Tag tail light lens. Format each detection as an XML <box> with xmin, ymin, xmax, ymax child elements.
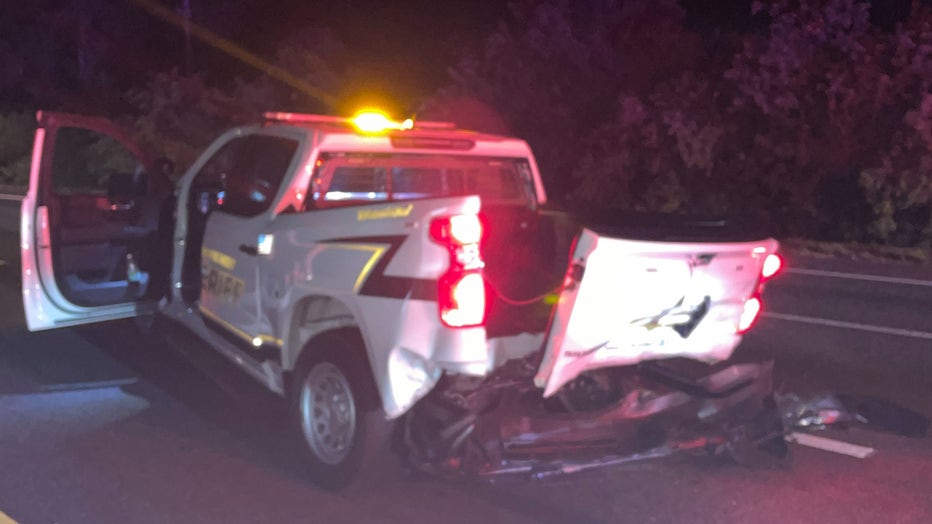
<box><xmin>431</xmin><ymin>214</ymin><xmax>486</xmax><ymax>328</ymax></box>
<box><xmin>761</xmin><ymin>253</ymin><xmax>783</xmax><ymax>280</ymax></box>
<box><xmin>439</xmin><ymin>272</ymin><xmax>486</xmax><ymax>327</ymax></box>
<box><xmin>430</xmin><ymin>214</ymin><xmax>483</xmax><ymax>246</ymax></box>
<box><xmin>737</xmin><ymin>295</ymin><xmax>762</xmax><ymax>334</ymax></box>
<box><xmin>740</xmin><ymin>248</ymin><xmax>781</xmax><ymax>335</ymax></box>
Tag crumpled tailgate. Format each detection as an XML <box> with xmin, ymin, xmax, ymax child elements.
<box><xmin>535</xmin><ymin>228</ymin><xmax>779</xmax><ymax>397</ymax></box>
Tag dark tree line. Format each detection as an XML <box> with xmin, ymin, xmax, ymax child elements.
<box><xmin>1</xmin><ymin>0</ymin><xmax>930</xmax><ymax>246</ymax></box>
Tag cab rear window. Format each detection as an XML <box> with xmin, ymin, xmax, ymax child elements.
<box><xmin>311</xmin><ymin>153</ymin><xmax>535</xmax><ymax>208</ymax></box>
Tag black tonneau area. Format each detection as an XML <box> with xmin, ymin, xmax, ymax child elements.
<box><xmin>579</xmin><ymin>209</ymin><xmax>773</xmax><ymax>243</ymax></box>
<box><xmin>482</xmin><ymin>206</ymin><xmax>573</xmax><ymax>338</ymax></box>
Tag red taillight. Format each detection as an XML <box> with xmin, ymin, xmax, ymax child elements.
<box><xmin>761</xmin><ymin>253</ymin><xmax>782</xmax><ymax>280</ymax></box>
<box><xmin>431</xmin><ymin>214</ymin><xmax>486</xmax><ymax>328</ymax></box>
<box><xmin>430</xmin><ymin>214</ymin><xmax>483</xmax><ymax>245</ymax></box>
<box><xmin>439</xmin><ymin>272</ymin><xmax>486</xmax><ymax>327</ymax></box>
<box><xmin>737</xmin><ymin>296</ymin><xmax>762</xmax><ymax>334</ymax></box>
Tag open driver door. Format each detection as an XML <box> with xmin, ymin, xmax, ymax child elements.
<box><xmin>21</xmin><ymin>111</ymin><xmax>172</xmax><ymax>331</ymax></box>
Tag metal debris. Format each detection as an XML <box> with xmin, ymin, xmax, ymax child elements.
<box><xmin>786</xmin><ymin>432</ymin><xmax>876</xmax><ymax>459</ymax></box>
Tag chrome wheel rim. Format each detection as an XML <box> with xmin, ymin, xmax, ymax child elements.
<box><xmin>299</xmin><ymin>362</ymin><xmax>356</xmax><ymax>465</ymax></box>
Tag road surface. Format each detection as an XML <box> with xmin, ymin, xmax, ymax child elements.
<box><xmin>0</xmin><ymin>198</ymin><xmax>930</xmax><ymax>523</ymax></box>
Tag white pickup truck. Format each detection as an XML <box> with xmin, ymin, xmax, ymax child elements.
<box><xmin>21</xmin><ymin>110</ymin><xmax>783</xmax><ymax>487</ymax></box>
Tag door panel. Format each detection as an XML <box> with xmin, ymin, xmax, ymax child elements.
<box><xmin>172</xmin><ymin>132</ymin><xmax>300</xmax><ymax>355</ymax></box>
<box><xmin>198</xmin><ymin>212</ymin><xmax>266</xmax><ymax>348</ymax></box>
<box><xmin>21</xmin><ymin>111</ymin><xmax>172</xmax><ymax>331</ymax></box>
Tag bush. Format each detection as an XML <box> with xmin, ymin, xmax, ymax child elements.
<box><xmin>0</xmin><ymin>111</ymin><xmax>35</xmax><ymax>186</ymax></box>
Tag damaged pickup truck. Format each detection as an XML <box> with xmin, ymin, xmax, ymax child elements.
<box><xmin>22</xmin><ymin>110</ymin><xmax>787</xmax><ymax>488</ymax></box>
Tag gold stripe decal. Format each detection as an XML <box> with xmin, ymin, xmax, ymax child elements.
<box><xmin>198</xmin><ymin>305</ymin><xmax>283</xmax><ymax>346</ymax></box>
<box><xmin>354</xmin><ymin>247</ymin><xmax>386</xmax><ymax>292</ymax></box>
<box><xmin>202</xmin><ymin>247</ymin><xmax>237</xmax><ymax>270</ymax></box>
<box><xmin>324</xmin><ymin>244</ymin><xmax>387</xmax><ymax>292</ymax></box>
<box><xmin>357</xmin><ymin>204</ymin><xmax>413</xmax><ymax>222</ymax></box>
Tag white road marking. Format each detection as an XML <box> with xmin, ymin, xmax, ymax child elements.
<box><xmin>38</xmin><ymin>378</ymin><xmax>138</xmax><ymax>393</ymax></box>
<box><xmin>763</xmin><ymin>312</ymin><xmax>932</xmax><ymax>341</ymax></box>
<box><xmin>0</xmin><ymin>194</ymin><xmax>23</xmax><ymax>201</ymax></box>
<box><xmin>786</xmin><ymin>268</ymin><xmax>932</xmax><ymax>287</ymax></box>
<box><xmin>786</xmin><ymin>432</ymin><xmax>876</xmax><ymax>459</ymax></box>
<box><xmin>0</xmin><ymin>509</ymin><xmax>18</xmax><ymax>524</ymax></box>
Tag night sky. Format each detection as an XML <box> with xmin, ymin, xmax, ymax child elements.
<box><xmin>0</xmin><ymin>0</ymin><xmax>922</xmax><ymax>113</ymax></box>
<box><xmin>165</xmin><ymin>0</ymin><xmax>513</xmax><ymax>112</ymax></box>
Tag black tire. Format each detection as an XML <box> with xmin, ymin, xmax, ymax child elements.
<box><xmin>290</xmin><ymin>329</ymin><xmax>383</xmax><ymax>490</ymax></box>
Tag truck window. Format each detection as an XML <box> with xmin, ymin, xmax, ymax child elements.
<box><xmin>325</xmin><ymin>166</ymin><xmax>388</xmax><ymax>202</ymax></box>
<box><xmin>194</xmin><ymin>134</ymin><xmax>299</xmax><ymax>218</ymax></box>
<box><xmin>312</xmin><ymin>154</ymin><xmax>535</xmax><ymax>208</ymax></box>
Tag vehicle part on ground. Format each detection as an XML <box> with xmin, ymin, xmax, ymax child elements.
<box><xmin>785</xmin><ymin>432</ymin><xmax>876</xmax><ymax>459</ymax></box>
<box><xmin>777</xmin><ymin>392</ymin><xmax>855</xmax><ymax>431</ymax></box>
<box><xmin>396</xmin><ymin>360</ymin><xmax>789</xmax><ymax>479</ymax></box>
<box><xmin>777</xmin><ymin>392</ymin><xmax>929</xmax><ymax>438</ymax></box>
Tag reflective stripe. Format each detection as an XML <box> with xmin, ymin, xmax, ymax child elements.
<box><xmin>201</xmin><ymin>247</ymin><xmax>237</xmax><ymax>270</ymax></box>
<box><xmin>324</xmin><ymin>243</ymin><xmax>387</xmax><ymax>292</ymax></box>
<box><xmin>198</xmin><ymin>305</ymin><xmax>283</xmax><ymax>346</ymax></box>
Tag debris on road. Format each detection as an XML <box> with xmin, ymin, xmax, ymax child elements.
<box><xmin>396</xmin><ymin>361</ymin><xmax>930</xmax><ymax>480</ymax></box>
<box><xmin>777</xmin><ymin>392</ymin><xmax>929</xmax><ymax>437</ymax></box>
<box><xmin>785</xmin><ymin>432</ymin><xmax>876</xmax><ymax>459</ymax></box>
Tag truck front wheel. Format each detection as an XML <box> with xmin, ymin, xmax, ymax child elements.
<box><xmin>290</xmin><ymin>330</ymin><xmax>380</xmax><ymax>489</ymax></box>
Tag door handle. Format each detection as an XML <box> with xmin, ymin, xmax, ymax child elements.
<box><xmin>239</xmin><ymin>244</ymin><xmax>258</xmax><ymax>256</ymax></box>
<box><xmin>109</xmin><ymin>200</ymin><xmax>135</xmax><ymax>211</ymax></box>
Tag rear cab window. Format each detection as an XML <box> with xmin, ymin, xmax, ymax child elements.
<box><xmin>309</xmin><ymin>153</ymin><xmax>537</xmax><ymax>209</ymax></box>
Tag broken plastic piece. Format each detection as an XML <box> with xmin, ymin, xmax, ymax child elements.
<box><xmin>778</xmin><ymin>392</ymin><xmax>930</xmax><ymax>438</ymax></box>
<box><xmin>777</xmin><ymin>392</ymin><xmax>855</xmax><ymax>431</ymax></box>
<box><xmin>786</xmin><ymin>432</ymin><xmax>876</xmax><ymax>459</ymax></box>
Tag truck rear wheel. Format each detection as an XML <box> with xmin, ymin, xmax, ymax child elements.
<box><xmin>290</xmin><ymin>330</ymin><xmax>380</xmax><ymax>489</ymax></box>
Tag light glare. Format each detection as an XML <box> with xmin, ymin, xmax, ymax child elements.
<box><xmin>449</xmin><ymin>214</ymin><xmax>483</xmax><ymax>245</ymax></box>
<box><xmin>738</xmin><ymin>297</ymin><xmax>762</xmax><ymax>333</ymax></box>
<box><xmin>761</xmin><ymin>254</ymin><xmax>782</xmax><ymax>279</ymax></box>
<box><xmin>353</xmin><ymin>111</ymin><xmax>396</xmax><ymax>133</ymax></box>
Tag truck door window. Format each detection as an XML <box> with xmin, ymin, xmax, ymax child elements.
<box><xmin>219</xmin><ymin>135</ymin><xmax>299</xmax><ymax>217</ymax></box>
<box><xmin>181</xmin><ymin>134</ymin><xmax>297</xmax><ymax>303</ymax></box>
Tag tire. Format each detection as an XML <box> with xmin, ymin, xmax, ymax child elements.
<box><xmin>290</xmin><ymin>329</ymin><xmax>382</xmax><ymax>490</ymax></box>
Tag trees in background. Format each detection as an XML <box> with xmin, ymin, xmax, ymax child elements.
<box><xmin>436</xmin><ymin>0</ymin><xmax>932</xmax><ymax>246</ymax></box>
<box><xmin>0</xmin><ymin>0</ymin><xmax>929</xmax><ymax>246</ymax></box>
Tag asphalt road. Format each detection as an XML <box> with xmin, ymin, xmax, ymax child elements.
<box><xmin>0</xmin><ymin>199</ymin><xmax>931</xmax><ymax>523</ymax></box>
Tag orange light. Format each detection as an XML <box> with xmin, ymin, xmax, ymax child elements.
<box><xmin>351</xmin><ymin>111</ymin><xmax>413</xmax><ymax>133</ymax></box>
<box><xmin>761</xmin><ymin>253</ymin><xmax>783</xmax><ymax>280</ymax></box>
<box><xmin>738</xmin><ymin>296</ymin><xmax>762</xmax><ymax>334</ymax></box>
<box><xmin>352</xmin><ymin>111</ymin><xmax>393</xmax><ymax>132</ymax></box>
